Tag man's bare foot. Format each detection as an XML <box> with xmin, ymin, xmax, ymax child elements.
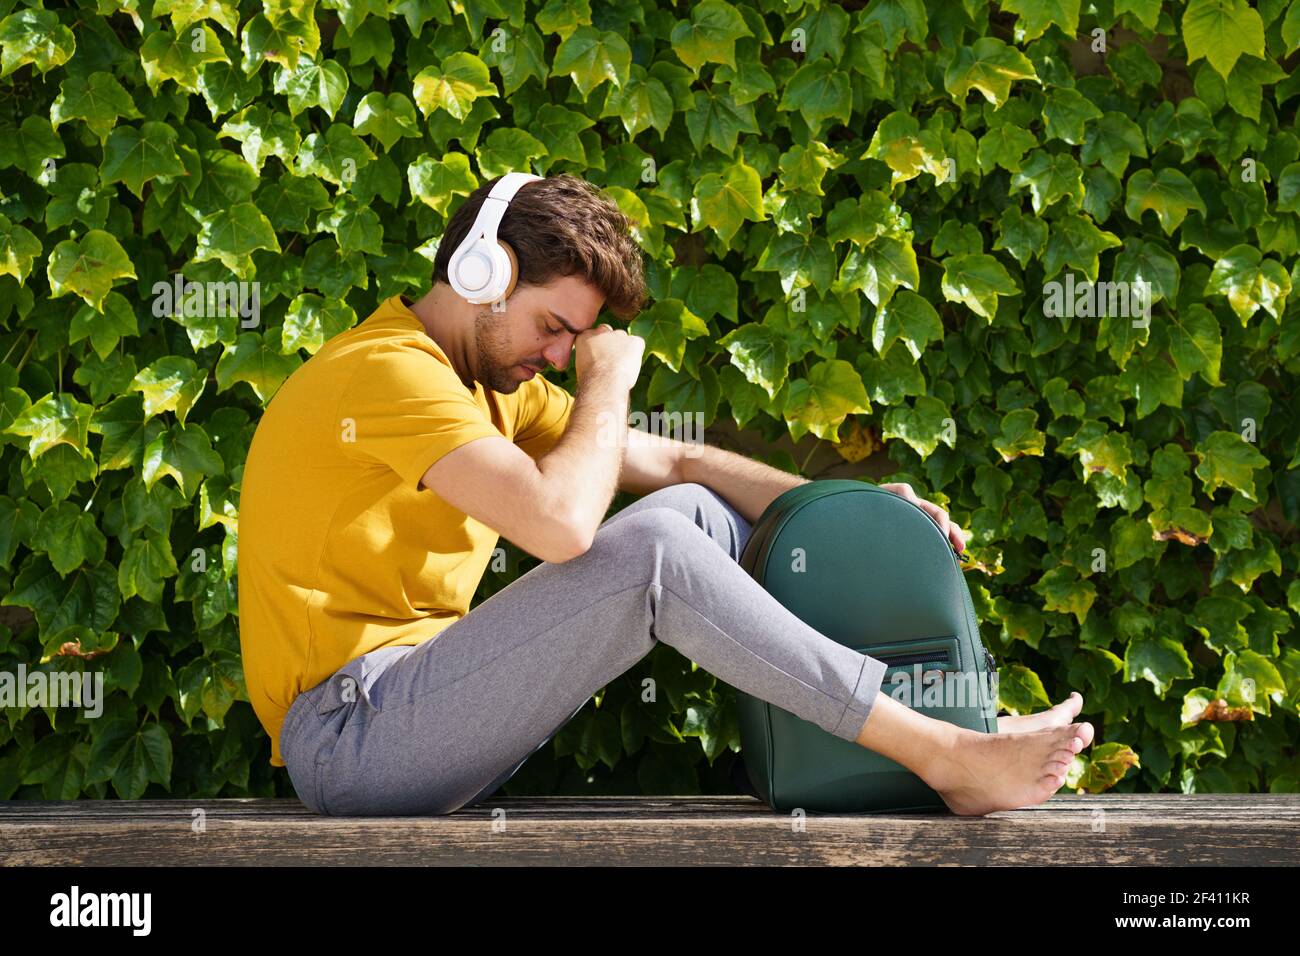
<box><xmin>923</xmin><ymin>721</ymin><xmax>1095</xmax><ymax>816</ymax></box>
<box><xmin>997</xmin><ymin>692</ymin><xmax>1083</xmax><ymax>734</ymax></box>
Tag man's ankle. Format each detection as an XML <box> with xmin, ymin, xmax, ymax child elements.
<box><xmin>915</xmin><ymin>723</ymin><xmax>969</xmax><ymax>791</ymax></box>
<box><xmin>858</xmin><ymin>695</ymin><xmax>968</xmax><ymax>785</ymax></box>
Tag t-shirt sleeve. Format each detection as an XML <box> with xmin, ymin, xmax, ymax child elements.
<box><xmin>338</xmin><ymin>345</ymin><xmax>504</xmax><ymax>490</ymax></box>
<box><xmin>513</xmin><ymin>373</ymin><xmax>575</xmax><ymax>460</ymax></box>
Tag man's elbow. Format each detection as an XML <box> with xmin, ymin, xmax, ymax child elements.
<box><xmin>559</xmin><ymin>528</ymin><xmax>595</xmax><ymax>562</ymax></box>
<box><xmin>547</xmin><ymin>512</ymin><xmax>594</xmax><ymax>563</ymax></box>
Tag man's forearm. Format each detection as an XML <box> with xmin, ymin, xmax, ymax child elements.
<box><xmin>537</xmin><ymin>371</ymin><xmax>628</xmax><ymax>550</ymax></box>
<box><xmin>679</xmin><ymin>442</ymin><xmax>810</xmax><ymax>524</ymax></box>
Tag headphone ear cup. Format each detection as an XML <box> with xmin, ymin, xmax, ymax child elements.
<box><xmin>497</xmin><ymin>239</ymin><xmax>520</xmax><ymax>301</ymax></box>
<box><xmin>452</xmin><ymin>239</ymin><xmax>494</xmax><ymax>301</ymax></box>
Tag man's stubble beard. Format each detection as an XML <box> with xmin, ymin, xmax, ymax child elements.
<box><xmin>472</xmin><ymin>305</ymin><xmax>522</xmax><ymax>394</ymax></box>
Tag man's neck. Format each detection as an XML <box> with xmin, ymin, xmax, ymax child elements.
<box><xmin>403</xmin><ymin>287</ymin><xmax>479</xmax><ymax>392</ymax></box>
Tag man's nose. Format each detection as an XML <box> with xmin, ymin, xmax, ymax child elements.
<box><xmin>544</xmin><ymin>338</ymin><xmax>574</xmax><ymax>371</ymax></box>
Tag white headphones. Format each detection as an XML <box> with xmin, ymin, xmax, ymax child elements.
<box><xmin>447</xmin><ymin>171</ymin><xmax>542</xmax><ymax>306</ymax></box>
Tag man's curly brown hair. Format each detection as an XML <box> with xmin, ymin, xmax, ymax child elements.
<box><xmin>433</xmin><ymin>173</ymin><xmax>647</xmax><ymax>320</ymax></box>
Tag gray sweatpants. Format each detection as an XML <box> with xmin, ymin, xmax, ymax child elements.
<box><xmin>278</xmin><ymin>481</ymin><xmax>890</xmax><ymax>815</ymax></box>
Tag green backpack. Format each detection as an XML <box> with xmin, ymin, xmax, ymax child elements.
<box><xmin>735</xmin><ymin>479</ymin><xmax>1000</xmax><ymax>813</ymax></box>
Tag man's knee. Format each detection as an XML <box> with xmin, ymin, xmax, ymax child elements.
<box><xmin>595</xmin><ymin>506</ymin><xmax>702</xmax><ymax>552</ymax></box>
<box><xmin>585</xmin><ymin>508</ymin><xmax>708</xmax><ymax>581</ymax></box>
<box><xmin>638</xmin><ymin>481</ymin><xmax>723</xmax><ymax>512</ymax></box>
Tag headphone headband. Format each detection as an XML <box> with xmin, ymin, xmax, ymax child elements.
<box><xmin>448</xmin><ymin>171</ymin><xmax>543</xmax><ymax>305</ymax></box>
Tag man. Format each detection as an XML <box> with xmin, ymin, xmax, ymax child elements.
<box><xmin>238</xmin><ymin>173</ymin><xmax>1092</xmax><ymax>818</ymax></box>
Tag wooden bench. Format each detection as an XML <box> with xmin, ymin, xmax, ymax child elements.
<box><xmin>2</xmin><ymin>794</ymin><xmax>1296</xmax><ymax>865</ymax></box>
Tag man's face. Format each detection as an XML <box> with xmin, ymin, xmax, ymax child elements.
<box><xmin>471</xmin><ymin>274</ymin><xmax>605</xmax><ymax>393</ymax></box>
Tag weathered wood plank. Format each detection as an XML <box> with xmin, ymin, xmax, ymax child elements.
<box><xmin>4</xmin><ymin>793</ymin><xmax>1297</xmax><ymax>817</ymax></box>
<box><xmin>1</xmin><ymin>795</ymin><xmax>1296</xmax><ymax>866</ymax></box>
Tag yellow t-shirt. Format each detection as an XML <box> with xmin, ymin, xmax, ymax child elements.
<box><xmin>237</xmin><ymin>293</ymin><xmax>574</xmax><ymax>766</ymax></box>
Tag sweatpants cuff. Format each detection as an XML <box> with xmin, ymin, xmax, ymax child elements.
<box><xmin>831</xmin><ymin>652</ymin><xmax>890</xmax><ymax>742</ymax></box>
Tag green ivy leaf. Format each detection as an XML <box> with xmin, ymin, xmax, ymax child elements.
<box><xmin>992</xmin><ymin>408</ymin><xmax>1046</xmax><ymax>462</ymax></box>
<box><xmin>1204</xmin><ymin>244</ymin><xmax>1292</xmax><ymax>322</ymax></box>
<box><xmin>1116</xmin><ymin>0</ymin><xmax>1163</xmax><ymax>29</ymax></box>
<box><xmin>863</xmin><ymin>111</ymin><xmax>947</xmax><ymax>186</ymax></box>
<box><xmin>670</xmin><ymin>0</ymin><xmax>752</xmax><ymax>73</ymax></box>
<box><xmin>407</xmin><ymin>151</ymin><xmax>478</xmax><ymax>216</ymax></box>
<box><xmin>315</xmin><ymin>194</ymin><xmax>384</xmax><ymax>255</ymax></box>
<box><xmin>977</xmin><ymin>121</ymin><xmax>1036</xmax><ymax>173</ymax></box>
<box><xmin>882</xmin><ymin>394</ymin><xmax>952</xmax><ymax>458</ymax></box>
<box><xmin>835</xmin><ymin>235</ymin><xmax>919</xmax><ymax>307</ymax></box>
<box><xmin>474</xmin><ymin>126</ymin><xmax>546</xmax><ymax>179</ymax></box>
<box><xmin>1071</xmin><ymin>741</ymin><xmax>1141</xmax><ymax>792</ymax></box>
<box><xmin>1182</xmin><ymin>0</ymin><xmax>1265</xmax><ymax>79</ymax></box>
<box><xmin>2</xmin><ymin>556</ymin><xmax>119</xmax><ymax>645</ymax></box>
<box><xmin>6</xmin><ymin>392</ymin><xmax>94</xmax><ymax>461</ymax></box>
<box><xmin>86</xmin><ymin>718</ymin><xmax>172</xmax><ymax>799</ymax></box>
<box><xmin>778</xmin><ymin>57</ymin><xmax>853</xmax><ymax>136</ymax></box>
<box><xmin>631</xmin><ymin>299</ymin><xmax>711</xmax><ymax>373</ymax></box>
<box><xmin>871</xmin><ymin>289</ymin><xmax>942</xmax><ymax>359</ymax></box>
<box><xmin>1043</xmin><ymin>213</ymin><xmax>1122</xmax><ymax>281</ymax></box>
<box><xmin>647</xmin><ymin>362</ymin><xmax>721</xmax><ymax>422</ymax></box>
<box><xmin>240</xmin><ymin>13</ymin><xmax>318</xmax><ymax>73</ymax></box>
<box><xmin>0</xmin><ymin>8</ymin><xmax>76</xmax><ymax>77</ymax></box>
<box><xmin>1042</xmin><ymin>87</ymin><xmax>1102</xmax><ymax>145</ymax></box>
<box><xmin>601</xmin><ymin>64</ymin><xmax>674</xmax><ymax>137</ymax></box>
<box><xmin>215</xmin><ymin>329</ymin><xmax>302</xmax><ymax>403</ymax></box>
<box><xmin>1118</xmin><ymin>349</ymin><xmax>1184</xmax><ymax>418</ymax></box>
<box><xmin>1000</xmin><ymin>0</ymin><xmax>1081</xmax><ymax>42</ymax></box>
<box><xmin>997</xmin><ymin>663</ymin><xmax>1052</xmax><ymax>715</ymax></box>
<box><xmin>1034</xmin><ymin>566</ymin><xmax>1097</xmax><ymax>624</ymax></box>
<box><xmin>1010</xmin><ymin>149</ymin><xmax>1085</xmax><ymax>214</ymax></box>
<box><xmin>100</xmin><ymin>121</ymin><xmax>186</xmax><ymax>200</ymax></box>
<box><xmin>282</xmin><ymin>294</ymin><xmax>357</xmax><ymax>355</ymax></box>
<box><xmin>1124</xmin><ymin>632</ymin><xmax>1194</xmax><ymax>698</ymax></box>
<box><xmin>352</xmin><ymin>91</ymin><xmax>421</xmax><ymax>151</ymax></box>
<box><xmin>943</xmin><ymin>37</ymin><xmax>1038</xmax><ymax>108</ymax></box>
<box><xmin>1194</xmin><ymin>431</ymin><xmax>1270</xmax><ymax>501</ymax></box>
<box><xmin>223</xmin><ymin>104</ymin><xmax>306</xmax><ymax>172</ymax></box>
<box><xmin>1145</xmin><ymin>444</ymin><xmax>1213</xmax><ymax>545</ymax></box>
<box><xmin>482</xmin><ymin>22</ymin><xmax>549</xmax><ymax>96</ymax></box>
<box><xmin>50</xmin><ymin>71</ymin><xmax>141</xmax><ymax>144</ymax></box>
<box><xmin>941</xmin><ymin>253</ymin><xmax>1018</xmax><ymax>320</ymax></box>
<box><xmin>1080</xmin><ymin>111</ymin><xmax>1148</xmax><ymax>177</ymax></box>
<box><xmin>717</xmin><ymin>322</ymin><xmax>789</xmax><ymax>397</ymax></box>
<box><xmin>293</xmin><ymin>123</ymin><xmax>377</xmax><ymax>186</ymax></box>
<box><xmin>33</xmin><ymin>501</ymin><xmax>107</xmax><ymax>575</ymax></box>
<box><xmin>46</xmin><ymin>230</ymin><xmax>137</xmax><ymax>310</ymax></box>
<box><xmin>140</xmin><ymin>23</ymin><xmax>229</xmax><ymax>94</ymax></box>
<box><xmin>669</xmin><ymin>264</ymin><xmax>738</xmax><ymax>323</ymax></box>
<box><xmin>118</xmin><ymin>531</ymin><xmax>179</xmax><ymax>604</ymax></box>
<box><xmin>685</xmin><ymin>88</ymin><xmax>759</xmax><ymax>155</ymax></box>
<box><xmin>130</xmin><ymin>356</ymin><xmax>207</xmax><ymax>425</ymax></box>
<box><xmin>993</xmin><ymin>204</ymin><xmax>1048</xmax><ymax>266</ymax></box>
<box><xmin>142</xmin><ymin>422</ymin><xmax>225</xmax><ymax>499</ymax></box>
<box><xmin>754</xmin><ymin>230</ymin><xmax>835</xmax><ymax>295</ymax></box>
<box><xmin>1166</xmin><ymin>303</ymin><xmax>1223</xmax><ymax>386</ymax></box>
<box><xmin>413</xmin><ymin>52</ymin><xmax>496</xmax><ymax>120</ymax></box>
<box><xmin>1058</xmin><ymin>420</ymin><xmax>1133</xmax><ymax>481</ymax></box>
<box><xmin>1124</xmin><ymin>167</ymin><xmax>1208</xmax><ymax>234</ymax></box>
<box><xmin>690</xmin><ymin>159</ymin><xmax>764</xmax><ymax>245</ymax></box>
<box><xmin>1283</xmin><ymin>0</ymin><xmax>1300</xmax><ymax>54</ymax></box>
<box><xmin>782</xmin><ymin>359</ymin><xmax>870</xmax><ymax>441</ymax></box>
<box><xmin>551</xmin><ymin>25</ymin><xmax>630</xmax><ymax>96</ymax></box>
<box><xmin>1190</xmin><ymin>595</ymin><xmax>1252</xmax><ymax>653</ymax></box>
<box><xmin>0</xmin><ymin>213</ymin><xmax>43</xmax><ymax>286</ymax></box>
<box><xmin>194</xmin><ymin>201</ymin><xmax>282</xmax><ymax>274</ymax></box>
<box><xmin>1217</xmin><ymin>650</ymin><xmax>1286</xmax><ymax>715</ymax></box>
